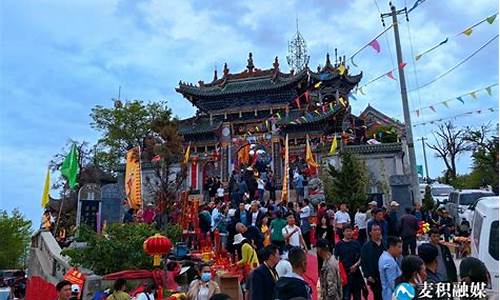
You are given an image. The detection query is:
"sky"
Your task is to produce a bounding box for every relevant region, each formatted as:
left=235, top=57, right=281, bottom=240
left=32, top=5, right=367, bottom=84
left=1, top=0, right=498, bottom=224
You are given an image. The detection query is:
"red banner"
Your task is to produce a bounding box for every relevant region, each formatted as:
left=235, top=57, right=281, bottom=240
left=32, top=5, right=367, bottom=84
left=191, top=161, right=197, bottom=189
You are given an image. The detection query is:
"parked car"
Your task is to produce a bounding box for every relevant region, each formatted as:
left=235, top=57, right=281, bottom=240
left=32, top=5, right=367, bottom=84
left=429, top=183, right=454, bottom=206
left=470, top=196, right=499, bottom=291
left=0, top=287, right=12, bottom=300
left=446, top=189, right=495, bottom=227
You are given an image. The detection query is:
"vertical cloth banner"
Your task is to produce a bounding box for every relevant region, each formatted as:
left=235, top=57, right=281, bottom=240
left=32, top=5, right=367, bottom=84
left=125, top=147, right=142, bottom=210
left=329, top=135, right=338, bottom=155
left=305, top=135, right=319, bottom=169
left=191, top=161, right=197, bottom=189
left=281, top=134, right=289, bottom=203
left=41, top=168, right=51, bottom=208
left=61, top=144, right=79, bottom=189
left=183, top=144, right=191, bottom=164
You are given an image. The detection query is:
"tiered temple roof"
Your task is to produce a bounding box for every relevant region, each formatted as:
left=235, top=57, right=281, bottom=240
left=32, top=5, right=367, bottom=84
left=176, top=53, right=362, bottom=114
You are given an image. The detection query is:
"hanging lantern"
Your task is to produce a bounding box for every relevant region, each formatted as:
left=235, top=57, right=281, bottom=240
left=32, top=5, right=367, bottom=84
left=143, top=234, right=172, bottom=267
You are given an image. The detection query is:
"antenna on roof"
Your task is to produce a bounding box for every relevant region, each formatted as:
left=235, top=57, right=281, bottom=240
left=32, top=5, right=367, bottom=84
left=287, top=15, right=310, bottom=72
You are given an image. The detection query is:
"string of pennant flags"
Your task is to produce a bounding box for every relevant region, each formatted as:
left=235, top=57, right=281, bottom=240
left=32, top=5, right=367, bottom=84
left=411, top=83, right=498, bottom=118
left=355, top=62, right=407, bottom=95
left=413, top=106, right=498, bottom=127
left=349, top=23, right=396, bottom=68
left=415, top=12, right=498, bottom=61
left=408, top=33, right=499, bottom=93
left=356, top=33, right=498, bottom=96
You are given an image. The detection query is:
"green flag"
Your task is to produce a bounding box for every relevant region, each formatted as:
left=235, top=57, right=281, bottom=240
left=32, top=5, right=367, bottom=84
left=61, top=144, right=79, bottom=189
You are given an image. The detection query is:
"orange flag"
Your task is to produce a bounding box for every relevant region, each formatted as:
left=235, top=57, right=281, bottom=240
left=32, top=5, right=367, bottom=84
left=305, top=135, right=319, bottom=169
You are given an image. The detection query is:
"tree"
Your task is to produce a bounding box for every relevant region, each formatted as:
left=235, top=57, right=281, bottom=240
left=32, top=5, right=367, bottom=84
left=61, top=223, right=182, bottom=275
left=325, top=152, right=368, bottom=209
left=0, top=209, right=32, bottom=269
left=422, top=185, right=434, bottom=212
left=90, top=100, right=174, bottom=172
left=464, top=124, right=499, bottom=194
left=373, top=125, right=398, bottom=143
left=427, top=121, right=468, bottom=183
left=90, top=100, right=184, bottom=220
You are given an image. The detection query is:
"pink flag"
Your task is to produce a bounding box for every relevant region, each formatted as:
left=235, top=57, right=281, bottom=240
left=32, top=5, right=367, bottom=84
left=386, top=71, right=396, bottom=80
left=368, top=39, right=381, bottom=53
left=399, top=62, right=407, bottom=69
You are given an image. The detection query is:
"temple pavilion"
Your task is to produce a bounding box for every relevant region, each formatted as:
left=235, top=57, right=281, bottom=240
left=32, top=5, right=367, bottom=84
left=176, top=52, right=403, bottom=196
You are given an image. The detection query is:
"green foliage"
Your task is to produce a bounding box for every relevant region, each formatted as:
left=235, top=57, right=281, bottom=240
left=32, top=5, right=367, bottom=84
left=163, top=223, right=183, bottom=245
left=325, top=153, right=368, bottom=210
left=422, top=185, right=435, bottom=212
left=0, top=209, right=32, bottom=269
left=90, top=100, right=175, bottom=171
left=320, top=172, right=335, bottom=205
left=467, top=136, right=499, bottom=194
left=373, top=125, right=398, bottom=143
left=62, top=223, right=164, bottom=275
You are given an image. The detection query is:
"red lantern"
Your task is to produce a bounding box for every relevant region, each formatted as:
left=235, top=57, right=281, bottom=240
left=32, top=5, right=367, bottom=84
left=143, top=234, right=172, bottom=266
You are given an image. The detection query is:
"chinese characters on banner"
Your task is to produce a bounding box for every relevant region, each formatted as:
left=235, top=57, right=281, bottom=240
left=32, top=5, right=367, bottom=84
left=125, top=147, right=142, bottom=209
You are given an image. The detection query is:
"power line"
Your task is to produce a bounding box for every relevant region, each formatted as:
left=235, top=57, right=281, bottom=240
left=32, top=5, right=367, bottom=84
left=413, top=107, right=497, bottom=126
left=409, top=33, right=499, bottom=92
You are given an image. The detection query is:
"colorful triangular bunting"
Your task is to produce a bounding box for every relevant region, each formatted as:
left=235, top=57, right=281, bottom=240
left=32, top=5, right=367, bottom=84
left=368, top=39, right=381, bottom=53
left=487, top=14, right=497, bottom=24
left=463, top=28, right=473, bottom=36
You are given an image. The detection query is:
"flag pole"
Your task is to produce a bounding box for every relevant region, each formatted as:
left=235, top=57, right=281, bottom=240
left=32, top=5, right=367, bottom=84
left=54, top=195, right=65, bottom=236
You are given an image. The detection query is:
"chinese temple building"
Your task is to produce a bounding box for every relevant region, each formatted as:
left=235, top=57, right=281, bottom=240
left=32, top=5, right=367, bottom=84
left=176, top=52, right=405, bottom=200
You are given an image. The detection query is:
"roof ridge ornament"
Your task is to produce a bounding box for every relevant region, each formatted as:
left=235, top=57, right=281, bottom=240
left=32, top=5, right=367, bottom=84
left=273, top=56, right=280, bottom=71
left=213, top=65, right=218, bottom=82
left=247, top=52, right=255, bottom=72
left=223, top=63, right=229, bottom=77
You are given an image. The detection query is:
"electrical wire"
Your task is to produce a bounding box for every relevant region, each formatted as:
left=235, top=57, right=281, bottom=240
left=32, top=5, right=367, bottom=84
left=408, top=33, right=499, bottom=92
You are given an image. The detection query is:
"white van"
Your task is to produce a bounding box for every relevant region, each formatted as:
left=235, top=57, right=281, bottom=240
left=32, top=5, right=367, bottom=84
left=446, top=189, right=495, bottom=226
left=429, top=183, right=454, bottom=206
left=471, top=196, right=499, bottom=291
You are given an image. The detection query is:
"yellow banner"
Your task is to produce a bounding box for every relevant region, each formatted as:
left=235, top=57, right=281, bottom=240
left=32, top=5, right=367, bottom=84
left=281, top=134, right=289, bottom=203
left=125, top=147, right=142, bottom=209
left=41, top=168, right=50, bottom=208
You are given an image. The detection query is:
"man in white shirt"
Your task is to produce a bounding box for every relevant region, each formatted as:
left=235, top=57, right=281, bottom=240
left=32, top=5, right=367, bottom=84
left=275, top=251, right=293, bottom=277
left=249, top=201, right=263, bottom=227
left=216, top=185, right=225, bottom=201
left=211, top=202, right=221, bottom=231
left=282, top=213, right=307, bottom=249
left=335, top=203, right=351, bottom=240
left=136, top=283, right=155, bottom=300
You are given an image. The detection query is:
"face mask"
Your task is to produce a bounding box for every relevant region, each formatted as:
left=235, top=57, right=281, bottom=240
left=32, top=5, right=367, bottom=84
left=201, top=272, right=211, bottom=282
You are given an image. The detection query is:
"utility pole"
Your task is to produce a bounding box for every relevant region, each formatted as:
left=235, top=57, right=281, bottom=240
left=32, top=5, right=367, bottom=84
left=417, top=137, right=429, bottom=181
left=381, top=3, right=420, bottom=203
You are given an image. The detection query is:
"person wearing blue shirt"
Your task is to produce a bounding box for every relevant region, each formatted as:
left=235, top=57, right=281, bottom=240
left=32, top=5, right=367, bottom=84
left=378, top=236, right=402, bottom=300
left=294, top=171, right=304, bottom=202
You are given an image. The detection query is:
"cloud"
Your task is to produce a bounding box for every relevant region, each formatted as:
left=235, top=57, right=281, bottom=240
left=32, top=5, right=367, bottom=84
left=1, top=0, right=498, bottom=225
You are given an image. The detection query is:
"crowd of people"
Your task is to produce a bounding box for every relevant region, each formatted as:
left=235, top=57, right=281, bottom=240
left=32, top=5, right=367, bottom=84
left=51, top=167, right=494, bottom=300
left=186, top=167, right=494, bottom=300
